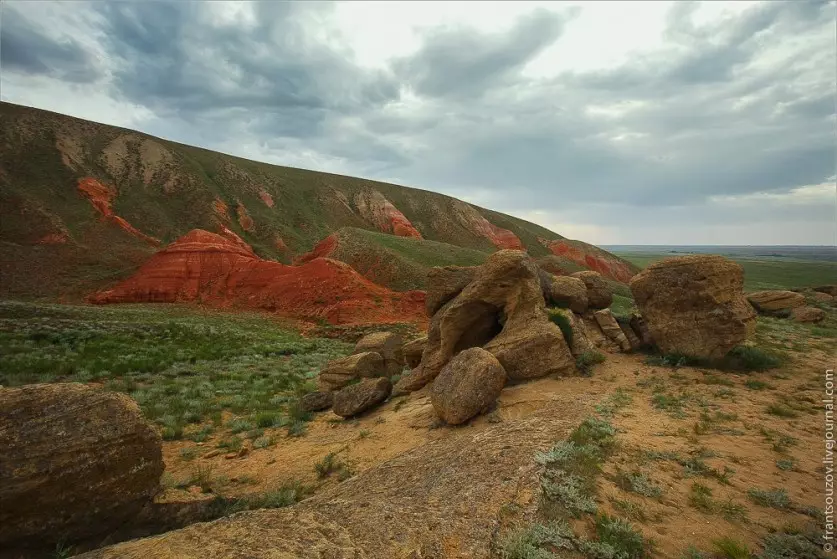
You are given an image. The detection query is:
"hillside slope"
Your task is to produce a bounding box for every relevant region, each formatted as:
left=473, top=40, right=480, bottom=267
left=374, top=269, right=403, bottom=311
left=0, top=101, right=638, bottom=299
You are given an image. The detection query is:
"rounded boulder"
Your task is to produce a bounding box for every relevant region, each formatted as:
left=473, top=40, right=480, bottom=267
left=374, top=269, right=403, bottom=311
left=0, top=383, right=163, bottom=547
left=430, top=347, right=507, bottom=425
left=332, top=377, right=392, bottom=418
left=570, top=270, right=613, bottom=309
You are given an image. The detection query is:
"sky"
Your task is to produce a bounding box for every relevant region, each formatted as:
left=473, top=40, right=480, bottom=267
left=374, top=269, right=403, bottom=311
left=1, top=0, right=835, bottom=246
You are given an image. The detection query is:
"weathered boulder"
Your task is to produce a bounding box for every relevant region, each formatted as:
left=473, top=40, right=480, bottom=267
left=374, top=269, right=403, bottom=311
left=791, top=306, right=826, bottom=323
left=395, top=250, right=576, bottom=394
left=629, top=255, right=756, bottom=360
left=747, top=290, right=805, bottom=313
left=570, top=270, right=613, bottom=309
left=579, top=311, right=620, bottom=352
left=318, top=352, right=386, bottom=392
left=402, top=336, right=428, bottom=369
left=0, top=383, right=163, bottom=547
left=300, top=391, right=334, bottom=412
left=814, top=285, right=837, bottom=297
left=332, top=377, right=392, bottom=417
left=629, top=313, right=654, bottom=348
left=425, top=266, right=476, bottom=316
left=550, top=309, right=593, bottom=357
left=813, top=291, right=835, bottom=304
left=593, top=309, right=632, bottom=352
left=618, top=320, right=642, bottom=352
left=430, top=348, right=506, bottom=425
left=547, top=275, right=588, bottom=313
left=354, top=332, right=403, bottom=377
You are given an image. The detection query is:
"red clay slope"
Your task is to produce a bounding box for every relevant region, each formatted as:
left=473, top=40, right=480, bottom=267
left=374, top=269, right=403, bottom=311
left=77, top=177, right=161, bottom=246
left=539, top=238, right=635, bottom=283
left=88, top=229, right=426, bottom=325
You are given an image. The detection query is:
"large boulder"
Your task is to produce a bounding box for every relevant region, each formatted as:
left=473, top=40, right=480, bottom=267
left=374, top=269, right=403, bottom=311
left=425, top=266, right=476, bottom=316
left=814, top=285, right=837, bottom=297
left=402, top=336, right=428, bottom=369
left=813, top=291, right=835, bottom=304
left=332, top=377, right=392, bottom=418
left=318, top=352, right=386, bottom=392
left=354, top=332, right=403, bottom=377
left=791, top=306, right=826, bottom=323
left=300, top=391, right=333, bottom=413
left=0, top=383, right=163, bottom=547
left=629, top=255, right=756, bottom=360
left=747, top=290, right=805, bottom=313
left=430, top=348, right=506, bottom=425
left=570, top=270, right=613, bottom=309
left=396, top=250, right=575, bottom=394
left=550, top=309, right=593, bottom=357
left=547, top=276, right=588, bottom=313
left=593, top=309, right=631, bottom=352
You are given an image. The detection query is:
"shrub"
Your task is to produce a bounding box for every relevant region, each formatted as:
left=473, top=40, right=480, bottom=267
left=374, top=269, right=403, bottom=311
left=748, top=488, right=790, bottom=509
left=499, top=522, right=575, bottom=559
left=766, top=404, right=799, bottom=418
left=314, top=452, right=353, bottom=480
left=227, top=418, right=255, bottom=434
left=744, top=379, right=772, bottom=391
left=594, top=513, right=652, bottom=559
left=759, top=531, right=828, bottom=559
left=547, top=311, right=573, bottom=347
left=724, top=345, right=782, bottom=372
left=712, top=536, right=749, bottom=559
left=615, top=471, right=663, bottom=498
left=255, top=411, right=280, bottom=428
left=576, top=350, right=606, bottom=377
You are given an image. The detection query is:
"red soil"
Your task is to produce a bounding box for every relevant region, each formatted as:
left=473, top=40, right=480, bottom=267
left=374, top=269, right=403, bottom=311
left=258, top=190, right=275, bottom=208
left=474, top=219, right=524, bottom=250
left=386, top=205, right=422, bottom=239
left=356, top=191, right=422, bottom=239
left=77, top=177, right=160, bottom=246
left=293, top=234, right=337, bottom=265
left=540, top=238, right=634, bottom=282
left=212, top=199, right=230, bottom=221
left=236, top=203, right=255, bottom=232
left=88, top=229, right=425, bottom=326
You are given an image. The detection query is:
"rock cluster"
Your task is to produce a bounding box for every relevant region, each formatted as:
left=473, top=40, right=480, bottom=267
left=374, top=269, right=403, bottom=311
left=0, top=383, right=164, bottom=548
left=747, top=290, right=805, bottom=313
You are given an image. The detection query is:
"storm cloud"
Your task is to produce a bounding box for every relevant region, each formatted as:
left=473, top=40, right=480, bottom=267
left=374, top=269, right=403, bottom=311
left=1, top=0, right=834, bottom=244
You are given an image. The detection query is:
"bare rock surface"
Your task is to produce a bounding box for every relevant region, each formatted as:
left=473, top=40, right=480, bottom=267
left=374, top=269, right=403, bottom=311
left=424, top=266, right=476, bottom=316
left=332, top=377, right=392, bottom=417
left=77, top=395, right=587, bottom=559
left=318, top=352, right=386, bottom=392
left=630, top=255, right=756, bottom=359
left=791, top=306, right=826, bottom=323
left=354, top=332, right=404, bottom=376
left=569, top=270, right=613, bottom=309
left=402, top=336, right=428, bottom=369
left=0, top=383, right=163, bottom=547
left=300, top=391, right=334, bottom=412
left=747, top=290, right=805, bottom=313
left=547, top=275, right=588, bottom=313
left=593, top=309, right=632, bottom=352
left=430, top=348, right=506, bottom=425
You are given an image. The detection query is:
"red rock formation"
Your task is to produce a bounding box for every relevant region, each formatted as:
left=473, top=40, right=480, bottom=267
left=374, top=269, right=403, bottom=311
left=354, top=190, right=422, bottom=239
left=236, top=203, right=255, bottom=232
left=274, top=235, right=289, bottom=253
left=258, top=190, right=275, bottom=208
left=89, top=230, right=425, bottom=326
left=294, top=234, right=337, bottom=265
left=212, top=198, right=230, bottom=221
left=77, top=178, right=160, bottom=246
left=451, top=200, right=524, bottom=250
left=539, top=238, right=634, bottom=283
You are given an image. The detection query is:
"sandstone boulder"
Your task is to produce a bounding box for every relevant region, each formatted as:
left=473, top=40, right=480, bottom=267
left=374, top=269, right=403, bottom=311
left=579, top=311, right=620, bottom=352
left=629, top=255, right=756, bottom=360
left=425, top=266, right=476, bottom=316
left=814, top=285, right=837, bottom=297
left=332, top=377, right=392, bottom=417
left=300, top=391, right=334, bottom=413
left=0, top=383, right=163, bottom=547
left=629, top=313, right=654, bottom=348
left=406, top=251, right=575, bottom=393
left=547, top=275, right=588, bottom=313
left=618, top=320, right=642, bottom=352
left=747, top=290, right=805, bottom=313
left=813, top=291, right=835, bottom=304
left=354, top=332, right=403, bottom=377
left=570, top=270, right=613, bottom=309
left=593, top=309, right=632, bottom=352
left=791, top=306, right=826, bottom=323
left=402, top=336, right=428, bottom=369
left=318, top=352, right=386, bottom=392
left=550, top=309, right=593, bottom=357
left=430, top=348, right=506, bottom=425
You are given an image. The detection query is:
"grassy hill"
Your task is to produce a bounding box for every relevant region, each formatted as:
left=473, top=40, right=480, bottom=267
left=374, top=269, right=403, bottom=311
left=0, top=101, right=635, bottom=299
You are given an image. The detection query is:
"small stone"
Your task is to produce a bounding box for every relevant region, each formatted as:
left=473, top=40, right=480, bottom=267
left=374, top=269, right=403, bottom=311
left=203, top=449, right=222, bottom=459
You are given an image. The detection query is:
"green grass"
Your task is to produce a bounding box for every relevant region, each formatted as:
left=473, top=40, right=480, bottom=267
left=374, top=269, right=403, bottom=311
left=0, top=301, right=351, bottom=436
left=546, top=310, right=574, bottom=348
left=314, top=452, right=353, bottom=481
left=712, top=536, right=750, bottom=559
left=576, top=349, right=606, bottom=377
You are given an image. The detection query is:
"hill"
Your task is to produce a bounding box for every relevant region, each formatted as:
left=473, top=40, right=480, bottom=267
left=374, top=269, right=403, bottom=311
left=0, top=101, right=638, bottom=300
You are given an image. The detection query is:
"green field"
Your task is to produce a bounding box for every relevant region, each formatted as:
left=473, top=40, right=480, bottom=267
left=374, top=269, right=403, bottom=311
left=0, top=301, right=352, bottom=440
left=614, top=251, right=836, bottom=292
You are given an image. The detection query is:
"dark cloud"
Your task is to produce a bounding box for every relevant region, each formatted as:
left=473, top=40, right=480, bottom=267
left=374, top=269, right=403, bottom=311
left=0, top=5, right=100, bottom=82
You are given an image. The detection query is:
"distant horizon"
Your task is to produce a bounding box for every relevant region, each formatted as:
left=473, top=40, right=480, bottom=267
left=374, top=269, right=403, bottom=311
left=602, top=244, right=837, bottom=248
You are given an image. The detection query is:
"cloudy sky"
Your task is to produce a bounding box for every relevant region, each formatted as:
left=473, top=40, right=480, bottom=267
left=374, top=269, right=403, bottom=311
left=2, top=1, right=835, bottom=245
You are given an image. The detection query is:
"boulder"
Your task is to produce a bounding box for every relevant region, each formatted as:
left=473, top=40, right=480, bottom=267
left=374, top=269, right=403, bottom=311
left=813, top=292, right=835, bottom=304
left=401, top=250, right=575, bottom=393
left=547, top=275, right=588, bottom=313
left=425, top=266, right=476, bottom=316
left=629, top=255, right=756, bottom=360
left=629, top=313, right=654, bottom=348
left=551, top=309, right=593, bottom=357
left=0, top=383, right=163, bottom=547
left=814, top=285, right=837, bottom=297
left=300, top=391, right=333, bottom=412
left=580, top=311, right=620, bottom=352
left=618, top=320, right=642, bottom=352
left=318, top=352, right=386, bottom=392
left=332, top=378, right=392, bottom=418
left=593, top=309, right=632, bottom=352
left=791, top=306, right=826, bottom=323
left=430, top=348, right=506, bottom=425
left=354, top=332, right=404, bottom=377
left=402, top=336, right=428, bottom=369
left=747, top=290, right=805, bottom=313
left=570, top=270, right=613, bottom=309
